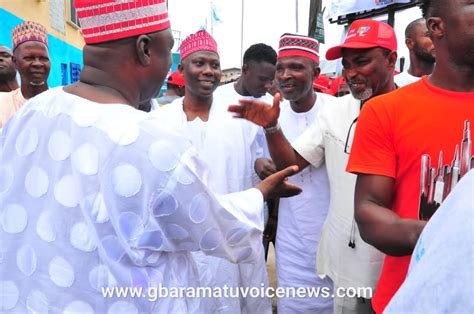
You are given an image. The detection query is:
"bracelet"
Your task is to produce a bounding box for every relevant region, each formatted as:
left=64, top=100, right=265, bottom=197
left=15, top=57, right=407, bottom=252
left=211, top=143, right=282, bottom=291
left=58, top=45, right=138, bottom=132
left=264, top=123, right=281, bottom=135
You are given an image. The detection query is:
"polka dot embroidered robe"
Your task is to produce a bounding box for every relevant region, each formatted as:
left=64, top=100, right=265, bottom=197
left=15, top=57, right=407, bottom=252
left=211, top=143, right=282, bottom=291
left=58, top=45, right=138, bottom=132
left=0, top=87, right=264, bottom=313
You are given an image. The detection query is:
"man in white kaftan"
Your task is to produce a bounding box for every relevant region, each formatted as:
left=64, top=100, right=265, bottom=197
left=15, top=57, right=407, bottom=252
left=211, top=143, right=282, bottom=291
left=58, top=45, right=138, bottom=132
left=277, top=93, right=334, bottom=313
left=152, top=96, right=269, bottom=313
left=266, top=34, right=334, bottom=313
left=293, top=94, right=384, bottom=310
left=228, top=23, right=399, bottom=312
left=150, top=40, right=277, bottom=314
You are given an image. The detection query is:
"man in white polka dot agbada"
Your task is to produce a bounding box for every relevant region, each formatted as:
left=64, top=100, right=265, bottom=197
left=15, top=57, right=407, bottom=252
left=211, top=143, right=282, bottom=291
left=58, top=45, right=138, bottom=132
left=0, top=0, right=301, bottom=313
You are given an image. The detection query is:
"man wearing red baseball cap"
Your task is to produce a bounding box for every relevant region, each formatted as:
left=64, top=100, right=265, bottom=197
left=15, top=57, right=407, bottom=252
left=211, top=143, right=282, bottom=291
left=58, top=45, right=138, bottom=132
left=157, top=70, right=186, bottom=106
left=325, top=18, right=398, bottom=100
left=0, top=1, right=303, bottom=313
left=330, top=75, right=350, bottom=97
left=167, top=70, right=186, bottom=87
left=312, top=74, right=331, bottom=94
left=229, top=19, right=399, bottom=313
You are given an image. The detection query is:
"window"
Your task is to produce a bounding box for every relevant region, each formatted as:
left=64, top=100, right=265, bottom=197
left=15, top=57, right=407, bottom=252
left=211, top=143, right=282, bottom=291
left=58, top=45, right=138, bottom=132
left=70, top=63, right=81, bottom=83
left=69, top=0, right=80, bottom=27
left=50, top=0, right=66, bottom=34
left=61, top=63, right=68, bottom=85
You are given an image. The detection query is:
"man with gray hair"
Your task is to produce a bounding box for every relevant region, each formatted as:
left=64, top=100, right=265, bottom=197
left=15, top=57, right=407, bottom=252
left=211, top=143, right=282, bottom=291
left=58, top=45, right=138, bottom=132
left=0, top=21, right=50, bottom=128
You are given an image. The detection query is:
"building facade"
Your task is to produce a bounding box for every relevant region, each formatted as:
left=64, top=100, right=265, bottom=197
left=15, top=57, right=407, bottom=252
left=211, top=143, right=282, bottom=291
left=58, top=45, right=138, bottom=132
left=0, top=0, right=84, bottom=88
left=221, top=67, right=241, bottom=84
left=1, top=1, right=182, bottom=94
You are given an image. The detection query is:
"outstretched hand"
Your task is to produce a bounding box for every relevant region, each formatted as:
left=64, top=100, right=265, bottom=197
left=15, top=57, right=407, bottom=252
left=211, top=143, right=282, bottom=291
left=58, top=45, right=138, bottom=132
left=228, top=92, right=281, bottom=128
left=256, top=165, right=302, bottom=200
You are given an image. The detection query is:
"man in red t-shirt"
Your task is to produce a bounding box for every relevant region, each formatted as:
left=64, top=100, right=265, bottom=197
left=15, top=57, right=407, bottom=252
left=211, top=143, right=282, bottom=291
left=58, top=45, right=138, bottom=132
left=346, top=0, right=474, bottom=312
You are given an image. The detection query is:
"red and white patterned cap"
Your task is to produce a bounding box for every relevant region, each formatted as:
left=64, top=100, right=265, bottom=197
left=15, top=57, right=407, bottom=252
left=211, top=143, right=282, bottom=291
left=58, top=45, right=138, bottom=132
left=74, top=0, right=170, bottom=44
left=12, top=21, right=48, bottom=51
left=278, top=33, right=319, bottom=63
left=179, top=30, right=218, bottom=61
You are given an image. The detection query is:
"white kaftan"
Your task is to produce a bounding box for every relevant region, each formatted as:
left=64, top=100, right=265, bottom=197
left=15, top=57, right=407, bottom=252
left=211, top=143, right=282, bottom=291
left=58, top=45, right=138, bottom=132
left=150, top=83, right=271, bottom=313
left=0, top=88, right=26, bottom=128
left=293, top=94, right=384, bottom=313
left=394, top=71, right=420, bottom=87
left=276, top=93, right=333, bottom=314
left=386, top=170, right=474, bottom=313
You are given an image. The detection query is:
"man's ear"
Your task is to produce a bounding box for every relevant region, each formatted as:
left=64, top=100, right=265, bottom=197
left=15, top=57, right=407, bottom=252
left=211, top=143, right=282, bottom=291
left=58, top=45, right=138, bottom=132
left=426, top=17, right=443, bottom=40
left=405, top=38, right=414, bottom=50
left=241, top=63, right=249, bottom=75
left=387, top=51, right=398, bottom=69
left=178, top=63, right=184, bottom=73
left=313, top=64, right=321, bottom=80
left=136, top=34, right=152, bottom=66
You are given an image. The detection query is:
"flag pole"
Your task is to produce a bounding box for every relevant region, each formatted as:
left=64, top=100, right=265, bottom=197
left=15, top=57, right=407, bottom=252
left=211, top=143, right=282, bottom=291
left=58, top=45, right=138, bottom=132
left=295, top=0, right=299, bottom=33
left=240, top=0, right=244, bottom=67
left=211, top=3, right=214, bottom=35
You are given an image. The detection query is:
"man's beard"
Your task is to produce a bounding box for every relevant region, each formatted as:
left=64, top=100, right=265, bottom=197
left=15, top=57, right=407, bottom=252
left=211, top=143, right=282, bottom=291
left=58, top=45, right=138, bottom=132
left=351, top=86, right=373, bottom=101
left=414, top=46, right=435, bottom=64
left=0, top=69, right=17, bottom=81
left=30, top=81, right=45, bottom=87
left=460, top=38, right=474, bottom=67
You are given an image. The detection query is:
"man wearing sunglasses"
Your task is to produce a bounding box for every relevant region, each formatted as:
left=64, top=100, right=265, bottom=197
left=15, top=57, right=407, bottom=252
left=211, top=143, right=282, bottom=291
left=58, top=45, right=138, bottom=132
left=229, top=19, right=398, bottom=313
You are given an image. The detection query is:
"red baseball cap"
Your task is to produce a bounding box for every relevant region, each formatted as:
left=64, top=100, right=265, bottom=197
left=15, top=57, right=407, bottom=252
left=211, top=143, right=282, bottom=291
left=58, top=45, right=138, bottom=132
left=313, top=74, right=330, bottom=91
left=329, top=75, right=347, bottom=95
left=167, top=71, right=185, bottom=87
left=325, top=19, right=397, bottom=61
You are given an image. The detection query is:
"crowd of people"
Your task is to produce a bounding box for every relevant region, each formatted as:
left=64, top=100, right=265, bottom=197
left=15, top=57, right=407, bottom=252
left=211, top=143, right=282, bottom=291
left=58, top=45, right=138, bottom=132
left=0, top=0, right=472, bottom=313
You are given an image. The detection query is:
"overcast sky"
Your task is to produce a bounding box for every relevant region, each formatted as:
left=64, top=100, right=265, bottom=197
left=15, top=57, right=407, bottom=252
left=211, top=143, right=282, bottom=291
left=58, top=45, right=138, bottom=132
left=168, top=0, right=423, bottom=71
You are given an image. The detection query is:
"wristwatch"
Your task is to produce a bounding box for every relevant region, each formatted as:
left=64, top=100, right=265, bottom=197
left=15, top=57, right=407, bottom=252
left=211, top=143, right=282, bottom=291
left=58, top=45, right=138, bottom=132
left=264, top=123, right=281, bottom=135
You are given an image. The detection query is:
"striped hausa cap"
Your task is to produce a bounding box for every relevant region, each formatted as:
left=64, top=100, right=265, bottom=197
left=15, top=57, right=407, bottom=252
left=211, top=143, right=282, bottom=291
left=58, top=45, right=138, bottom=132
left=74, top=0, right=170, bottom=44
left=12, top=21, right=48, bottom=51
left=179, top=30, right=218, bottom=61
left=278, top=33, right=319, bottom=63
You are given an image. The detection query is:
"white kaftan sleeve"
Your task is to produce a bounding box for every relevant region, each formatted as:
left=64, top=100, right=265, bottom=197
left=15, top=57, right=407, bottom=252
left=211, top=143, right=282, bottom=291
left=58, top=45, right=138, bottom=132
left=99, top=130, right=264, bottom=267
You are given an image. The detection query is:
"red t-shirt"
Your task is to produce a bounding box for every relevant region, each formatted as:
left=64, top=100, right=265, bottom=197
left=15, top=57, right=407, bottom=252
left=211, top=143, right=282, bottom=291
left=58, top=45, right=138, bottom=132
left=346, top=77, right=474, bottom=313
